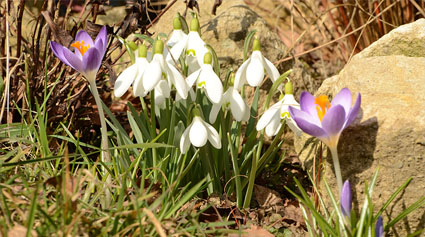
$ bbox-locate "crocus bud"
[204,52,212,65]
[138,44,147,58]
[340,180,352,218]
[173,16,182,30]
[375,216,384,237]
[190,17,200,32]
[252,38,261,51]
[154,39,164,55]
[284,81,293,95]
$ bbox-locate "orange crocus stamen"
[315,95,331,122]
[71,40,90,56]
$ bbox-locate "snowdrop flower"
[187,52,223,104]
[167,15,187,48]
[154,80,171,114]
[257,82,302,137]
[209,86,250,123]
[234,38,280,89]
[114,44,149,97]
[180,109,221,154]
[143,39,189,99]
[50,26,107,83]
[167,17,208,72]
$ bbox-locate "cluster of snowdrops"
[49,13,425,236]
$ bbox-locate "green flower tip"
[203,52,212,64]
[154,39,164,54]
[284,81,293,95]
[192,107,201,117]
[190,17,200,32]
[128,41,138,51]
[252,38,261,51]
[138,44,147,58]
[173,16,182,30]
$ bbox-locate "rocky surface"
[294,19,425,235]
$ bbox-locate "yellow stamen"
[71,40,90,56]
[315,95,331,122]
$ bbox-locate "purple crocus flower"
[340,180,352,217]
[50,26,107,82]
[375,216,384,237]
[288,88,361,148]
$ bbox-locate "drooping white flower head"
[209,86,250,123]
[114,44,149,97]
[186,52,223,104]
[167,17,208,73]
[180,111,221,154]
[234,38,280,89]
[143,39,189,99]
[167,16,188,48]
[256,82,302,137]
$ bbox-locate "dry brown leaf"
[254,185,284,208]
[229,225,274,237]
[8,225,37,237]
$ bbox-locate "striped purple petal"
[375,216,384,237]
[289,106,327,138]
[332,88,352,116]
[62,45,84,72]
[83,47,102,72]
[321,105,346,138]
[50,41,71,66]
[75,30,95,47]
[344,93,361,129]
[95,26,108,54]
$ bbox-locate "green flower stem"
[243,132,263,208]
[149,90,158,180]
[330,146,343,193]
[227,133,242,208]
[87,79,111,207]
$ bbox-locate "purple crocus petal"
[299,91,317,116]
[62,46,84,72]
[50,41,71,66]
[75,30,95,47]
[375,216,384,237]
[331,88,352,116]
[344,93,361,129]
[82,47,102,72]
[321,105,346,138]
[95,26,108,54]
[289,106,328,138]
[340,180,352,217]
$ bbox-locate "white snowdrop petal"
[202,66,223,104]
[133,58,149,97]
[143,55,163,92]
[242,101,251,121]
[167,29,187,48]
[229,88,247,121]
[209,102,222,124]
[263,56,280,82]
[189,117,208,147]
[180,125,192,154]
[282,94,300,107]
[203,120,222,149]
[167,35,188,65]
[265,114,281,137]
[256,102,282,131]
[234,59,250,89]
[246,54,265,86]
[187,68,202,87]
[154,80,171,105]
[114,63,138,97]
[167,63,189,99]
[287,118,303,137]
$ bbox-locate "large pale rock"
[295,55,425,234]
[354,18,425,59]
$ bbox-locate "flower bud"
[204,52,212,65]
[154,39,164,55]
[173,16,182,30]
[252,38,261,51]
[190,17,200,32]
[127,41,138,51]
[375,216,384,237]
[192,107,201,117]
[138,44,147,58]
[284,81,293,95]
[340,180,352,218]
